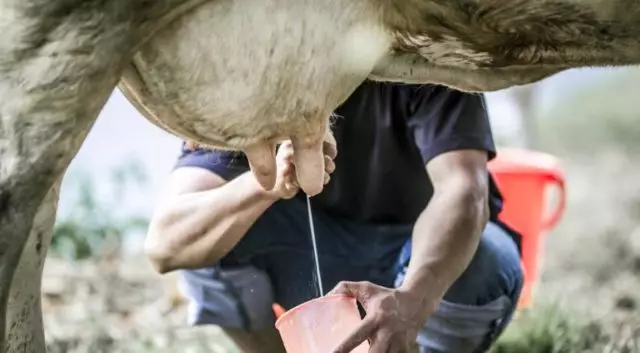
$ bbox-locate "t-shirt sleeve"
[406,85,496,165]
[173,142,250,181]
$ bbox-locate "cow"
[1,0,639,351]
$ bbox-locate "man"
[145,81,524,353]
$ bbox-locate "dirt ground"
[42,257,237,353]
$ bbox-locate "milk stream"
[306,195,324,296]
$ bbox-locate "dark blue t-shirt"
[175,81,505,225]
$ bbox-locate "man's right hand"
[269,137,336,200]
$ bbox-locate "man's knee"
[443,222,523,306]
[415,222,524,352]
[179,265,276,331]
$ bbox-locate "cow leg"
[5,181,61,353]
[0,1,140,351]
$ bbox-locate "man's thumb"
[327,281,364,298]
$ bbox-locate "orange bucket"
[275,295,370,353]
[488,148,566,309]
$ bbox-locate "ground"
[41,78,640,353]
[41,258,238,353]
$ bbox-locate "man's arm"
[330,86,495,353]
[400,85,493,313]
[145,139,336,274]
[144,167,278,273]
[399,149,490,313]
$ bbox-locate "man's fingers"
[185,140,200,151]
[324,155,336,174]
[404,341,421,353]
[245,143,277,190]
[283,163,299,191]
[283,152,294,164]
[292,135,325,196]
[328,281,370,299]
[369,332,393,353]
[323,140,338,160]
[323,128,338,159]
[331,317,378,353]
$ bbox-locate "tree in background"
[52,160,151,262]
[510,84,539,149]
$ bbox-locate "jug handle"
[541,171,566,230]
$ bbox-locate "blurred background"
[43,67,640,353]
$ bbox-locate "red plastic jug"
[488,148,566,309]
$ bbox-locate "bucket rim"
[274,294,354,329]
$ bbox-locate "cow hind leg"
[5,182,61,353]
[0,1,139,351]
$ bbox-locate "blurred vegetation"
[492,301,607,353]
[537,69,640,156]
[490,68,640,353]
[492,299,640,353]
[51,159,151,261]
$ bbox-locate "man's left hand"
[328,281,437,353]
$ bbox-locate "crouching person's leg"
[175,197,322,353]
[179,265,286,353]
[395,221,524,353]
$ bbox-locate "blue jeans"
[179,197,523,352]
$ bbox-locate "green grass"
[492,300,608,353]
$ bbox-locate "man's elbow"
[144,222,179,274]
[472,187,491,231]
[144,243,176,275]
[458,184,490,232]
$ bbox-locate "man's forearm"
[399,188,489,313]
[146,171,277,272]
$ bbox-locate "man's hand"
[328,281,436,353]
[185,129,338,198]
[185,140,200,151]
[238,124,336,196]
[268,137,336,199]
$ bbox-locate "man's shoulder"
[175,142,249,178]
[178,142,243,158]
